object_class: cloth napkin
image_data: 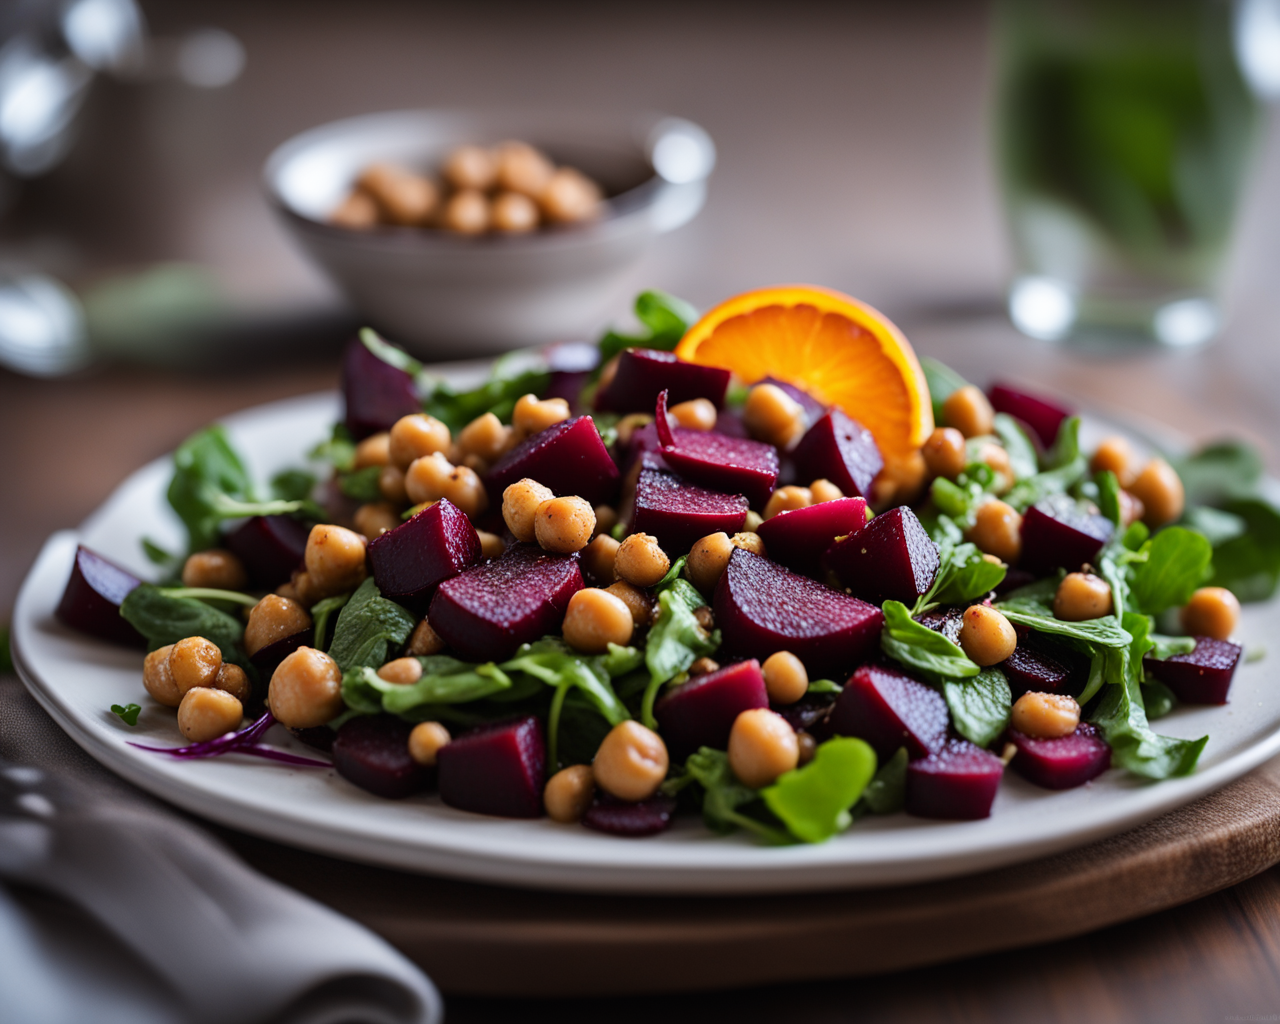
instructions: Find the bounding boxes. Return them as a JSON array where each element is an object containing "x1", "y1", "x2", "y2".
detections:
[{"x1": 0, "y1": 674, "x2": 442, "y2": 1024}]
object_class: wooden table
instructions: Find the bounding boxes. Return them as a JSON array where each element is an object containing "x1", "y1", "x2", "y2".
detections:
[{"x1": 4, "y1": 1, "x2": 1280, "y2": 1020}]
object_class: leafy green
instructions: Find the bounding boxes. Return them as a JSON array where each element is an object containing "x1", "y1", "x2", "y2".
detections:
[
  {"x1": 1150, "y1": 634, "x2": 1197, "y2": 660},
  {"x1": 140, "y1": 538, "x2": 181, "y2": 570},
  {"x1": 271, "y1": 468, "x2": 316, "y2": 503},
  {"x1": 1183, "y1": 505, "x2": 1246, "y2": 547},
  {"x1": 118, "y1": 584, "x2": 251, "y2": 671},
  {"x1": 924, "y1": 541, "x2": 1007, "y2": 609},
  {"x1": 503, "y1": 639, "x2": 632, "y2": 728},
  {"x1": 1208, "y1": 499, "x2": 1280, "y2": 602},
  {"x1": 880, "y1": 601, "x2": 979, "y2": 680},
  {"x1": 344, "y1": 660, "x2": 514, "y2": 717},
  {"x1": 111, "y1": 703, "x2": 142, "y2": 726},
  {"x1": 1004, "y1": 417, "x2": 1088, "y2": 511},
  {"x1": 326, "y1": 579, "x2": 415, "y2": 673},
  {"x1": 943, "y1": 667, "x2": 1012, "y2": 748},
  {"x1": 1142, "y1": 680, "x2": 1177, "y2": 720},
  {"x1": 919, "y1": 356, "x2": 968, "y2": 425},
  {"x1": 807, "y1": 678, "x2": 843, "y2": 694},
  {"x1": 641, "y1": 579, "x2": 720, "y2": 727},
  {"x1": 993, "y1": 413, "x2": 1039, "y2": 481},
  {"x1": 596, "y1": 290, "x2": 698, "y2": 367},
  {"x1": 678, "y1": 748, "x2": 786, "y2": 841},
  {"x1": 762, "y1": 737, "x2": 878, "y2": 843},
  {"x1": 338, "y1": 466, "x2": 384, "y2": 502},
  {"x1": 996, "y1": 583, "x2": 1132, "y2": 649},
  {"x1": 859, "y1": 747, "x2": 908, "y2": 815},
  {"x1": 1172, "y1": 440, "x2": 1264, "y2": 507},
  {"x1": 1128, "y1": 527, "x2": 1212, "y2": 615},
  {"x1": 309, "y1": 422, "x2": 357, "y2": 472},
  {"x1": 1095, "y1": 469, "x2": 1122, "y2": 527},
  {"x1": 311, "y1": 593, "x2": 351, "y2": 651},
  {"x1": 359, "y1": 326, "x2": 424, "y2": 376},
  {"x1": 421, "y1": 361, "x2": 552, "y2": 434}
]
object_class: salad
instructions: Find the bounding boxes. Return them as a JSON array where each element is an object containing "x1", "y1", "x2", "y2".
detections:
[{"x1": 54, "y1": 285, "x2": 1274, "y2": 844}]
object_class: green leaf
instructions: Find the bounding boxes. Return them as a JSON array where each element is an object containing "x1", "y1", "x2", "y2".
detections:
[
  {"x1": 309, "y1": 422, "x2": 357, "y2": 472},
  {"x1": 641, "y1": 580, "x2": 720, "y2": 726},
  {"x1": 680, "y1": 748, "x2": 786, "y2": 840},
  {"x1": 807, "y1": 678, "x2": 842, "y2": 694},
  {"x1": 762, "y1": 737, "x2": 878, "y2": 843},
  {"x1": 653, "y1": 555, "x2": 688, "y2": 593},
  {"x1": 993, "y1": 413, "x2": 1039, "y2": 481},
  {"x1": 943, "y1": 667, "x2": 1012, "y2": 748},
  {"x1": 271, "y1": 468, "x2": 316, "y2": 503},
  {"x1": 110, "y1": 703, "x2": 142, "y2": 726},
  {"x1": 1208, "y1": 499, "x2": 1280, "y2": 602},
  {"x1": 928, "y1": 542, "x2": 1007, "y2": 607},
  {"x1": 360, "y1": 326, "x2": 424, "y2": 376},
  {"x1": 167, "y1": 425, "x2": 254, "y2": 553},
  {"x1": 596, "y1": 290, "x2": 697, "y2": 366},
  {"x1": 327, "y1": 578, "x2": 415, "y2": 673},
  {"x1": 1149, "y1": 633, "x2": 1196, "y2": 660},
  {"x1": 118, "y1": 584, "x2": 251, "y2": 672},
  {"x1": 1129, "y1": 527, "x2": 1213, "y2": 616},
  {"x1": 1183, "y1": 505, "x2": 1246, "y2": 547},
  {"x1": 338, "y1": 466, "x2": 384, "y2": 502},
  {"x1": 880, "y1": 601, "x2": 979, "y2": 680},
  {"x1": 1095, "y1": 470, "x2": 1122, "y2": 527},
  {"x1": 1142, "y1": 680, "x2": 1177, "y2": 720},
  {"x1": 1171, "y1": 440, "x2": 1264, "y2": 507},
  {"x1": 996, "y1": 582, "x2": 1133, "y2": 649},
  {"x1": 420, "y1": 366, "x2": 552, "y2": 433},
  {"x1": 140, "y1": 538, "x2": 180, "y2": 569},
  {"x1": 919, "y1": 356, "x2": 968, "y2": 425},
  {"x1": 1003, "y1": 417, "x2": 1088, "y2": 511},
  {"x1": 502, "y1": 638, "x2": 631, "y2": 727},
  {"x1": 311, "y1": 593, "x2": 352, "y2": 651},
  {"x1": 360, "y1": 659, "x2": 514, "y2": 712},
  {"x1": 860, "y1": 747, "x2": 908, "y2": 815},
  {"x1": 157, "y1": 587, "x2": 257, "y2": 607}
]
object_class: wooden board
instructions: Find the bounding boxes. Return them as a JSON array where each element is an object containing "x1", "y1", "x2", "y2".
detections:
[{"x1": 218, "y1": 756, "x2": 1280, "y2": 997}]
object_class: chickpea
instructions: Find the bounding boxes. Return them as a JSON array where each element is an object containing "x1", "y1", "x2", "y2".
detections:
[
  {"x1": 693, "y1": 605, "x2": 716, "y2": 633},
  {"x1": 143, "y1": 644, "x2": 181, "y2": 707},
  {"x1": 878, "y1": 449, "x2": 928, "y2": 506},
  {"x1": 353, "y1": 432, "x2": 391, "y2": 470},
  {"x1": 562, "y1": 588, "x2": 635, "y2": 653},
  {"x1": 178, "y1": 549, "x2": 247, "y2": 591},
  {"x1": 408, "y1": 721, "x2": 451, "y2": 767},
  {"x1": 581, "y1": 534, "x2": 620, "y2": 583},
  {"x1": 212, "y1": 663, "x2": 252, "y2": 703},
  {"x1": 406, "y1": 618, "x2": 447, "y2": 656},
  {"x1": 728, "y1": 709, "x2": 799, "y2": 789},
  {"x1": 1053, "y1": 572, "x2": 1114, "y2": 621},
  {"x1": 810, "y1": 478, "x2": 844, "y2": 504},
  {"x1": 744, "y1": 510, "x2": 764, "y2": 532},
  {"x1": 354, "y1": 502, "x2": 401, "y2": 539},
  {"x1": 540, "y1": 167, "x2": 603, "y2": 223},
  {"x1": 762, "y1": 651, "x2": 808, "y2": 705},
  {"x1": 440, "y1": 464, "x2": 489, "y2": 518},
  {"x1": 1129, "y1": 458, "x2": 1185, "y2": 527},
  {"x1": 730, "y1": 532, "x2": 767, "y2": 557},
  {"x1": 168, "y1": 636, "x2": 223, "y2": 696},
  {"x1": 966, "y1": 499, "x2": 1023, "y2": 564},
  {"x1": 689, "y1": 657, "x2": 721, "y2": 677},
  {"x1": 177, "y1": 687, "x2": 244, "y2": 743},
  {"x1": 614, "y1": 532, "x2": 671, "y2": 587},
  {"x1": 1090, "y1": 436, "x2": 1138, "y2": 488},
  {"x1": 606, "y1": 581, "x2": 654, "y2": 629},
  {"x1": 976, "y1": 442, "x2": 1014, "y2": 493},
  {"x1": 744, "y1": 383, "x2": 805, "y2": 450},
  {"x1": 491, "y1": 191, "x2": 540, "y2": 233},
  {"x1": 502, "y1": 478, "x2": 555, "y2": 542},
  {"x1": 356, "y1": 163, "x2": 437, "y2": 226},
  {"x1": 379, "y1": 465, "x2": 409, "y2": 504},
  {"x1": 458, "y1": 412, "x2": 513, "y2": 463},
  {"x1": 797, "y1": 731, "x2": 818, "y2": 766},
  {"x1": 615, "y1": 412, "x2": 652, "y2": 446},
  {"x1": 922, "y1": 426, "x2": 967, "y2": 480},
  {"x1": 668, "y1": 398, "x2": 718, "y2": 432},
  {"x1": 764, "y1": 485, "x2": 813, "y2": 520},
  {"x1": 404, "y1": 452, "x2": 454, "y2": 505},
  {"x1": 958, "y1": 605, "x2": 1018, "y2": 666},
  {"x1": 943, "y1": 385, "x2": 995, "y2": 438},
  {"x1": 1011, "y1": 692, "x2": 1081, "y2": 740},
  {"x1": 390, "y1": 414, "x2": 451, "y2": 470},
  {"x1": 593, "y1": 721, "x2": 669, "y2": 802},
  {"x1": 244, "y1": 595, "x2": 312, "y2": 657},
  {"x1": 378, "y1": 657, "x2": 423, "y2": 684},
  {"x1": 268, "y1": 647, "x2": 344, "y2": 729},
  {"x1": 330, "y1": 189, "x2": 378, "y2": 229},
  {"x1": 440, "y1": 189, "x2": 490, "y2": 234},
  {"x1": 496, "y1": 141, "x2": 555, "y2": 197},
  {"x1": 593, "y1": 504, "x2": 619, "y2": 537},
  {"x1": 476, "y1": 530, "x2": 506, "y2": 560},
  {"x1": 1181, "y1": 586, "x2": 1240, "y2": 641},
  {"x1": 544, "y1": 764, "x2": 596, "y2": 823},
  {"x1": 687, "y1": 532, "x2": 734, "y2": 593},
  {"x1": 534, "y1": 496, "x2": 596, "y2": 553},
  {"x1": 443, "y1": 144, "x2": 497, "y2": 191},
  {"x1": 305, "y1": 524, "x2": 368, "y2": 595},
  {"x1": 512, "y1": 394, "x2": 571, "y2": 438}
]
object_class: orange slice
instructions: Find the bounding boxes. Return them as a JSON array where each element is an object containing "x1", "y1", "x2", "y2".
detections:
[{"x1": 674, "y1": 285, "x2": 934, "y2": 470}]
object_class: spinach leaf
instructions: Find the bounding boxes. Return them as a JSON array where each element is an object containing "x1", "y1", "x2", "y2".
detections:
[
  {"x1": 338, "y1": 466, "x2": 384, "y2": 502},
  {"x1": 353, "y1": 660, "x2": 514, "y2": 713},
  {"x1": 880, "y1": 601, "x2": 979, "y2": 680},
  {"x1": 762, "y1": 737, "x2": 878, "y2": 843},
  {"x1": 919, "y1": 356, "x2": 968, "y2": 425},
  {"x1": 943, "y1": 667, "x2": 1012, "y2": 748},
  {"x1": 271, "y1": 468, "x2": 316, "y2": 503},
  {"x1": 927, "y1": 542, "x2": 1006, "y2": 608},
  {"x1": 597, "y1": 290, "x2": 698, "y2": 366},
  {"x1": 502, "y1": 638, "x2": 632, "y2": 727},
  {"x1": 1183, "y1": 505, "x2": 1246, "y2": 547},
  {"x1": 167, "y1": 425, "x2": 252, "y2": 552},
  {"x1": 1142, "y1": 680, "x2": 1177, "y2": 720},
  {"x1": 1150, "y1": 633, "x2": 1196, "y2": 660},
  {"x1": 1095, "y1": 469, "x2": 1122, "y2": 527},
  {"x1": 1172, "y1": 440, "x2": 1264, "y2": 507},
  {"x1": 309, "y1": 422, "x2": 357, "y2": 472},
  {"x1": 326, "y1": 579, "x2": 415, "y2": 673},
  {"x1": 996, "y1": 583, "x2": 1132, "y2": 649},
  {"x1": 1004, "y1": 417, "x2": 1088, "y2": 511},
  {"x1": 119, "y1": 584, "x2": 250, "y2": 671},
  {"x1": 111, "y1": 703, "x2": 142, "y2": 726},
  {"x1": 993, "y1": 413, "x2": 1039, "y2": 481},
  {"x1": 1129, "y1": 527, "x2": 1212, "y2": 615},
  {"x1": 641, "y1": 579, "x2": 720, "y2": 727},
  {"x1": 310, "y1": 593, "x2": 351, "y2": 651},
  {"x1": 1208, "y1": 499, "x2": 1280, "y2": 602},
  {"x1": 679, "y1": 748, "x2": 786, "y2": 840},
  {"x1": 420, "y1": 363, "x2": 552, "y2": 433},
  {"x1": 859, "y1": 747, "x2": 908, "y2": 815}
]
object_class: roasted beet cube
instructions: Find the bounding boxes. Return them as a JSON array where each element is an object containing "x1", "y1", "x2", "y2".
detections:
[
  {"x1": 715, "y1": 548, "x2": 883, "y2": 678},
  {"x1": 249, "y1": 627, "x2": 313, "y2": 679},
  {"x1": 342, "y1": 335, "x2": 421, "y2": 440},
  {"x1": 55, "y1": 545, "x2": 145, "y2": 647},
  {"x1": 774, "y1": 693, "x2": 838, "y2": 734},
  {"x1": 226, "y1": 515, "x2": 310, "y2": 589},
  {"x1": 485, "y1": 415, "x2": 620, "y2": 507},
  {"x1": 906, "y1": 739, "x2": 1004, "y2": 820},
  {"x1": 1143, "y1": 637, "x2": 1243, "y2": 705},
  {"x1": 1000, "y1": 633, "x2": 1079, "y2": 697},
  {"x1": 1009, "y1": 724, "x2": 1110, "y2": 790},
  {"x1": 988, "y1": 383, "x2": 1071, "y2": 449},
  {"x1": 368, "y1": 499, "x2": 481, "y2": 610},
  {"x1": 653, "y1": 659, "x2": 769, "y2": 760},
  {"x1": 631, "y1": 458, "x2": 748, "y2": 553},
  {"x1": 760, "y1": 376, "x2": 826, "y2": 428},
  {"x1": 791, "y1": 408, "x2": 883, "y2": 499},
  {"x1": 543, "y1": 341, "x2": 599, "y2": 412},
  {"x1": 437, "y1": 716, "x2": 546, "y2": 818},
  {"x1": 332, "y1": 715, "x2": 431, "y2": 799},
  {"x1": 594, "y1": 348, "x2": 731, "y2": 413},
  {"x1": 916, "y1": 606, "x2": 963, "y2": 646},
  {"x1": 1018, "y1": 495, "x2": 1113, "y2": 576},
  {"x1": 756, "y1": 497, "x2": 868, "y2": 578},
  {"x1": 824, "y1": 506, "x2": 940, "y2": 605},
  {"x1": 582, "y1": 793, "x2": 677, "y2": 837},
  {"x1": 828, "y1": 664, "x2": 948, "y2": 761},
  {"x1": 654, "y1": 391, "x2": 779, "y2": 506}
]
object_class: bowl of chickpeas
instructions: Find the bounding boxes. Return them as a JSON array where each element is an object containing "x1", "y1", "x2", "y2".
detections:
[{"x1": 265, "y1": 110, "x2": 715, "y2": 355}]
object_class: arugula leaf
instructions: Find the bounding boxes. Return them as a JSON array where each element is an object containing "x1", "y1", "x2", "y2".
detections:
[
  {"x1": 326, "y1": 579, "x2": 415, "y2": 673},
  {"x1": 919, "y1": 356, "x2": 968, "y2": 425},
  {"x1": 1171, "y1": 440, "x2": 1264, "y2": 507},
  {"x1": 338, "y1": 466, "x2": 384, "y2": 502},
  {"x1": 679, "y1": 748, "x2": 786, "y2": 840},
  {"x1": 502, "y1": 638, "x2": 631, "y2": 727},
  {"x1": 352, "y1": 659, "x2": 514, "y2": 713},
  {"x1": 943, "y1": 667, "x2": 1012, "y2": 748},
  {"x1": 1129, "y1": 527, "x2": 1212, "y2": 616},
  {"x1": 596, "y1": 290, "x2": 698, "y2": 366},
  {"x1": 111, "y1": 702, "x2": 141, "y2": 726},
  {"x1": 859, "y1": 747, "x2": 908, "y2": 815},
  {"x1": 880, "y1": 600, "x2": 979, "y2": 680},
  {"x1": 993, "y1": 413, "x2": 1039, "y2": 480},
  {"x1": 641, "y1": 579, "x2": 720, "y2": 727},
  {"x1": 311, "y1": 593, "x2": 351, "y2": 651},
  {"x1": 762, "y1": 737, "x2": 878, "y2": 843},
  {"x1": 1208, "y1": 499, "x2": 1280, "y2": 602},
  {"x1": 119, "y1": 584, "x2": 251, "y2": 672}
]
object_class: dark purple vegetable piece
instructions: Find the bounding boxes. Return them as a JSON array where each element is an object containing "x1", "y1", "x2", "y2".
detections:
[
  {"x1": 790, "y1": 408, "x2": 883, "y2": 499},
  {"x1": 774, "y1": 694, "x2": 837, "y2": 734},
  {"x1": 485, "y1": 415, "x2": 620, "y2": 507},
  {"x1": 1001, "y1": 634, "x2": 1076, "y2": 697},
  {"x1": 905, "y1": 739, "x2": 1004, "y2": 820},
  {"x1": 249, "y1": 628, "x2": 314, "y2": 679},
  {"x1": 1143, "y1": 637, "x2": 1243, "y2": 705},
  {"x1": 828, "y1": 663, "x2": 949, "y2": 761},
  {"x1": 226, "y1": 515, "x2": 310, "y2": 590},
  {"x1": 714, "y1": 548, "x2": 883, "y2": 677},
  {"x1": 621, "y1": 421, "x2": 665, "y2": 474},
  {"x1": 714, "y1": 408, "x2": 750, "y2": 439},
  {"x1": 654, "y1": 390, "x2": 779, "y2": 507},
  {"x1": 824, "y1": 506, "x2": 940, "y2": 605},
  {"x1": 756, "y1": 497, "x2": 868, "y2": 578},
  {"x1": 760, "y1": 376, "x2": 826, "y2": 428},
  {"x1": 130, "y1": 711, "x2": 329, "y2": 767},
  {"x1": 428, "y1": 543, "x2": 583, "y2": 662},
  {"x1": 544, "y1": 341, "x2": 599, "y2": 412},
  {"x1": 594, "y1": 348, "x2": 731, "y2": 413},
  {"x1": 915, "y1": 606, "x2": 963, "y2": 646},
  {"x1": 1018, "y1": 495, "x2": 1113, "y2": 577},
  {"x1": 291, "y1": 726, "x2": 336, "y2": 753},
  {"x1": 341, "y1": 335, "x2": 421, "y2": 440},
  {"x1": 581, "y1": 793, "x2": 677, "y2": 837},
  {"x1": 332, "y1": 715, "x2": 431, "y2": 799},
  {"x1": 368, "y1": 499, "x2": 481, "y2": 611},
  {"x1": 631, "y1": 457, "x2": 748, "y2": 553},
  {"x1": 989, "y1": 383, "x2": 1071, "y2": 449},
  {"x1": 1008, "y1": 723, "x2": 1110, "y2": 790},
  {"x1": 55, "y1": 545, "x2": 145, "y2": 647},
  {"x1": 654, "y1": 659, "x2": 770, "y2": 760},
  {"x1": 995, "y1": 567, "x2": 1037, "y2": 597},
  {"x1": 437, "y1": 715, "x2": 546, "y2": 818}
]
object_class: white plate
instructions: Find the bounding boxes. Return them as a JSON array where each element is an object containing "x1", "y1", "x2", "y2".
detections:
[{"x1": 12, "y1": 390, "x2": 1280, "y2": 894}]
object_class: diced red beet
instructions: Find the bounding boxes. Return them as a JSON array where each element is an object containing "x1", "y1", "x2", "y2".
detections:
[
  {"x1": 774, "y1": 694, "x2": 838, "y2": 734},
  {"x1": 989, "y1": 383, "x2": 1071, "y2": 449},
  {"x1": 828, "y1": 664, "x2": 948, "y2": 761},
  {"x1": 250, "y1": 628, "x2": 314, "y2": 679},
  {"x1": 714, "y1": 548, "x2": 883, "y2": 677},
  {"x1": 906, "y1": 739, "x2": 1004, "y2": 820},
  {"x1": 543, "y1": 341, "x2": 599, "y2": 413},
  {"x1": 791, "y1": 408, "x2": 884, "y2": 499},
  {"x1": 916, "y1": 606, "x2": 964, "y2": 646},
  {"x1": 291, "y1": 726, "x2": 336, "y2": 753},
  {"x1": 581, "y1": 793, "x2": 677, "y2": 837},
  {"x1": 824, "y1": 506, "x2": 940, "y2": 605},
  {"x1": 654, "y1": 659, "x2": 770, "y2": 760},
  {"x1": 368, "y1": 499, "x2": 481, "y2": 610},
  {"x1": 485, "y1": 415, "x2": 620, "y2": 507},
  {"x1": 1009, "y1": 723, "x2": 1110, "y2": 790},
  {"x1": 437, "y1": 715, "x2": 545, "y2": 818},
  {"x1": 714, "y1": 408, "x2": 750, "y2": 439},
  {"x1": 332, "y1": 715, "x2": 431, "y2": 799},
  {"x1": 621, "y1": 421, "x2": 664, "y2": 474},
  {"x1": 1143, "y1": 637, "x2": 1243, "y2": 705},
  {"x1": 594, "y1": 348, "x2": 731, "y2": 413},
  {"x1": 756, "y1": 497, "x2": 868, "y2": 578},
  {"x1": 760, "y1": 376, "x2": 826, "y2": 428},
  {"x1": 995, "y1": 567, "x2": 1038, "y2": 597},
  {"x1": 55, "y1": 545, "x2": 145, "y2": 647},
  {"x1": 428, "y1": 544, "x2": 583, "y2": 662},
  {"x1": 226, "y1": 515, "x2": 310, "y2": 589},
  {"x1": 341, "y1": 335, "x2": 421, "y2": 440},
  {"x1": 1001, "y1": 634, "x2": 1075, "y2": 697},
  {"x1": 654, "y1": 390, "x2": 779, "y2": 506},
  {"x1": 631, "y1": 457, "x2": 748, "y2": 553},
  {"x1": 1019, "y1": 495, "x2": 1113, "y2": 576}
]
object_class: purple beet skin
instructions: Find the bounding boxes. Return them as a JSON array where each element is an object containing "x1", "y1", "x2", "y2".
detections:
[
  {"x1": 905, "y1": 739, "x2": 1004, "y2": 820},
  {"x1": 594, "y1": 348, "x2": 731, "y2": 413},
  {"x1": 654, "y1": 659, "x2": 770, "y2": 760},
  {"x1": 226, "y1": 515, "x2": 310, "y2": 589},
  {"x1": 341, "y1": 335, "x2": 421, "y2": 440},
  {"x1": 437, "y1": 716, "x2": 546, "y2": 818},
  {"x1": 828, "y1": 664, "x2": 948, "y2": 761},
  {"x1": 631, "y1": 457, "x2": 748, "y2": 553},
  {"x1": 654, "y1": 390, "x2": 779, "y2": 506},
  {"x1": 582, "y1": 793, "x2": 677, "y2": 837},
  {"x1": 428, "y1": 544, "x2": 583, "y2": 662},
  {"x1": 1009, "y1": 723, "x2": 1111, "y2": 790},
  {"x1": 485, "y1": 415, "x2": 620, "y2": 507},
  {"x1": 988, "y1": 383, "x2": 1071, "y2": 449},
  {"x1": 543, "y1": 341, "x2": 599, "y2": 412},
  {"x1": 714, "y1": 548, "x2": 883, "y2": 677},
  {"x1": 1000, "y1": 632, "x2": 1080, "y2": 697},
  {"x1": 332, "y1": 715, "x2": 431, "y2": 799},
  {"x1": 55, "y1": 545, "x2": 146, "y2": 647},
  {"x1": 250, "y1": 628, "x2": 314, "y2": 679},
  {"x1": 756, "y1": 497, "x2": 868, "y2": 578},
  {"x1": 1143, "y1": 637, "x2": 1243, "y2": 705},
  {"x1": 368, "y1": 499, "x2": 481, "y2": 610},
  {"x1": 824, "y1": 506, "x2": 940, "y2": 605},
  {"x1": 1019, "y1": 494, "x2": 1113, "y2": 576},
  {"x1": 916, "y1": 606, "x2": 963, "y2": 646},
  {"x1": 791, "y1": 408, "x2": 884, "y2": 499}
]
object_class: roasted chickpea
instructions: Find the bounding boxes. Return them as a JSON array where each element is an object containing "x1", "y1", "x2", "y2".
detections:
[
  {"x1": 305, "y1": 524, "x2": 368, "y2": 594},
  {"x1": 356, "y1": 163, "x2": 437, "y2": 225},
  {"x1": 764, "y1": 485, "x2": 813, "y2": 520},
  {"x1": 1054, "y1": 572, "x2": 1113, "y2": 621},
  {"x1": 562, "y1": 588, "x2": 634, "y2": 653},
  {"x1": 180, "y1": 549, "x2": 248, "y2": 591},
  {"x1": 330, "y1": 189, "x2": 378, "y2": 229},
  {"x1": 475, "y1": 530, "x2": 506, "y2": 560},
  {"x1": 959, "y1": 605, "x2": 1018, "y2": 666},
  {"x1": 496, "y1": 141, "x2": 555, "y2": 197},
  {"x1": 615, "y1": 412, "x2": 652, "y2": 446},
  {"x1": 1090, "y1": 436, "x2": 1138, "y2": 488},
  {"x1": 593, "y1": 504, "x2": 619, "y2": 537},
  {"x1": 443, "y1": 144, "x2": 497, "y2": 191},
  {"x1": 491, "y1": 190, "x2": 540, "y2": 233},
  {"x1": 534, "y1": 495, "x2": 595, "y2": 553},
  {"x1": 593, "y1": 721, "x2": 669, "y2": 802},
  {"x1": 966, "y1": 499, "x2": 1023, "y2": 564},
  {"x1": 404, "y1": 452, "x2": 453, "y2": 505},
  {"x1": 744, "y1": 383, "x2": 805, "y2": 450},
  {"x1": 502, "y1": 478, "x2": 555, "y2": 543},
  {"x1": 922, "y1": 427, "x2": 967, "y2": 480},
  {"x1": 1181, "y1": 586, "x2": 1240, "y2": 641},
  {"x1": 352, "y1": 432, "x2": 391, "y2": 471},
  {"x1": 744, "y1": 510, "x2": 764, "y2": 532},
  {"x1": 379, "y1": 465, "x2": 409, "y2": 504},
  {"x1": 212, "y1": 663, "x2": 252, "y2": 703},
  {"x1": 689, "y1": 657, "x2": 721, "y2": 677},
  {"x1": 728, "y1": 709, "x2": 799, "y2": 788},
  {"x1": 268, "y1": 647, "x2": 344, "y2": 729},
  {"x1": 1129, "y1": 458, "x2": 1185, "y2": 527},
  {"x1": 668, "y1": 398, "x2": 718, "y2": 432},
  {"x1": 539, "y1": 167, "x2": 602, "y2": 223},
  {"x1": 605, "y1": 581, "x2": 654, "y2": 629},
  {"x1": 512, "y1": 394, "x2": 570, "y2": 438},
  {"x1": 390, "y1": 414, "x2": 451, "y2": 470},
  {"x1": 614, "y1": 532, "x2": 670, "y2": 587},
  {"x1": 1011, "y1": 692, "x2": 1080, "y2": 739},
  {"x1": 244, "y1": 595, "x2": 312, "y2": 657},
  {"x1": 875, "y1": 450, "x2": 928, "y2": 507},
  {"x1": 377, "y1": 657, "x2": 423, "y2": 685},
  {"x1": 458, "y1": 412, "x2": 513, "y2": 463},
  {"x1": 581, "y1": 534, "x2": 620, "y2": 584},
  {"x1": 177, "y1": 687, "x2": 244, "y2": 743},
  {"x1": 762, "y1": 651, "x2": 808, "y2": 705},
  {"x1": 687, "y1": 532, "x2": 734, "y2": 593},
  {"x1": 797, "y1": 731, "x2": 818, "y2": 766},
  {"x1": 354, "y1": 502, "x2": 401, "y2": 539},
  {"x1": 693, "y1": 605, "x2": 716, "y2": 633},
  {"x1": 440, "y1": 464, "x2": 489, "y2": 518},
  {"x1": 408, "y1": 721, "x2": 451, "y2": 766},
  {"x1": 440, "y1": 189, "x2": 490, "y2": 234},
  {"x1": 168, "y1": 636, "x2": 223, "y2": 696},
  {"x1": 943, "y1": 385, "x2": 995, "y2": 438},
  {"x1": 809, "y1": 479, "x2": 844, "y2": 503},
  {"x1": 977, "y1": 443, "x2": 1014, "y2": 494},
  {"x1": 544, "y1": 765, "x2": 595, "y2": 823},
  {"x1": 730, "y1": 531, "x2": 767, "y2": 557},
  {"x1": 406, "y1": 618, "x2": 447, "y2": 656},
  {"x1": 142, "y1": 644, "x2": 180, "y2": 706}
]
